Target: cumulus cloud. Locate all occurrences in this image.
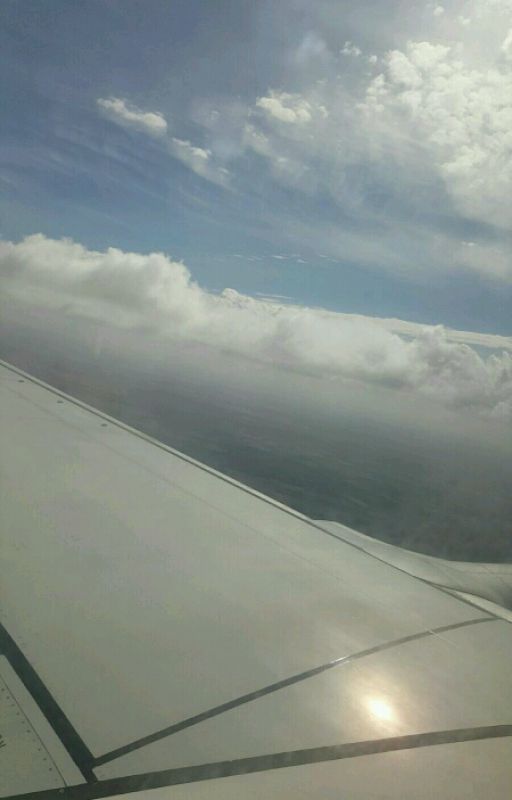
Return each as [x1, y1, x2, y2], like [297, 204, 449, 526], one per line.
[1, 234, 511, 419]
[243, 87, 333, 191]
[362, 36, 512, 229]
[255, 91, 324, 124]
[97, 97, 168, 137]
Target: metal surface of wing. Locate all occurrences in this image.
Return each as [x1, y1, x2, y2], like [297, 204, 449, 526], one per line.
[0, 359, 511, 799]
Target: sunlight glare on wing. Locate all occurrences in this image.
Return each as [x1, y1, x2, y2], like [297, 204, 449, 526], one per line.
[366, 696, 395, 723]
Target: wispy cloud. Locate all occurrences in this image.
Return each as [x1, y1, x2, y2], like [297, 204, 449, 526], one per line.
[93, 3, 512, 284]
[192, 0, 512, 283]
[169, 138, 229, 186]
[340, 41, 362, 57]
[97, 97, 229, 187]
[97, 97, 167, 137]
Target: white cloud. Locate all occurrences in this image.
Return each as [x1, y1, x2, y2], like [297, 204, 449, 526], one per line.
[341, 41, 362, 57]
[242, 122, 313, 187]
[94, 5, 512, 286]
[97, 97, 167, 137]
[361, 20, 512, 230]
[97, 97, 230, 187]
[502, 27, 512, 58]
[256, 91, 318, 124]
[1, 234, 511, 419]
[433, 5, 445, 16]
[171, 138, 210, 164]
[169, 138, 229, 186]
[213, 1, 511, 283]
[357, 313, 512, 352]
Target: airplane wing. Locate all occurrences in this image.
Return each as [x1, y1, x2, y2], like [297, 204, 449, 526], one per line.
[1, 358, 511, 799]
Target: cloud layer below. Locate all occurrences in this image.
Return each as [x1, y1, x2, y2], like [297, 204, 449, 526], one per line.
[1, 234, 511, 420]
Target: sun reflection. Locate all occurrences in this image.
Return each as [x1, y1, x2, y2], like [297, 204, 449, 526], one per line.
[366, 696, 395, 723]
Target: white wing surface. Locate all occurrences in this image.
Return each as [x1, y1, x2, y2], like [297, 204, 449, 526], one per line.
[0, 359, 511, 799]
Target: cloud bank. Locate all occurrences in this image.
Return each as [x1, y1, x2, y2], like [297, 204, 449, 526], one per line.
[1, 234, 510, 419]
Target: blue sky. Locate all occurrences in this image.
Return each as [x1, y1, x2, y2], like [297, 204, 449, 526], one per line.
[1, 0, 511, 334]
